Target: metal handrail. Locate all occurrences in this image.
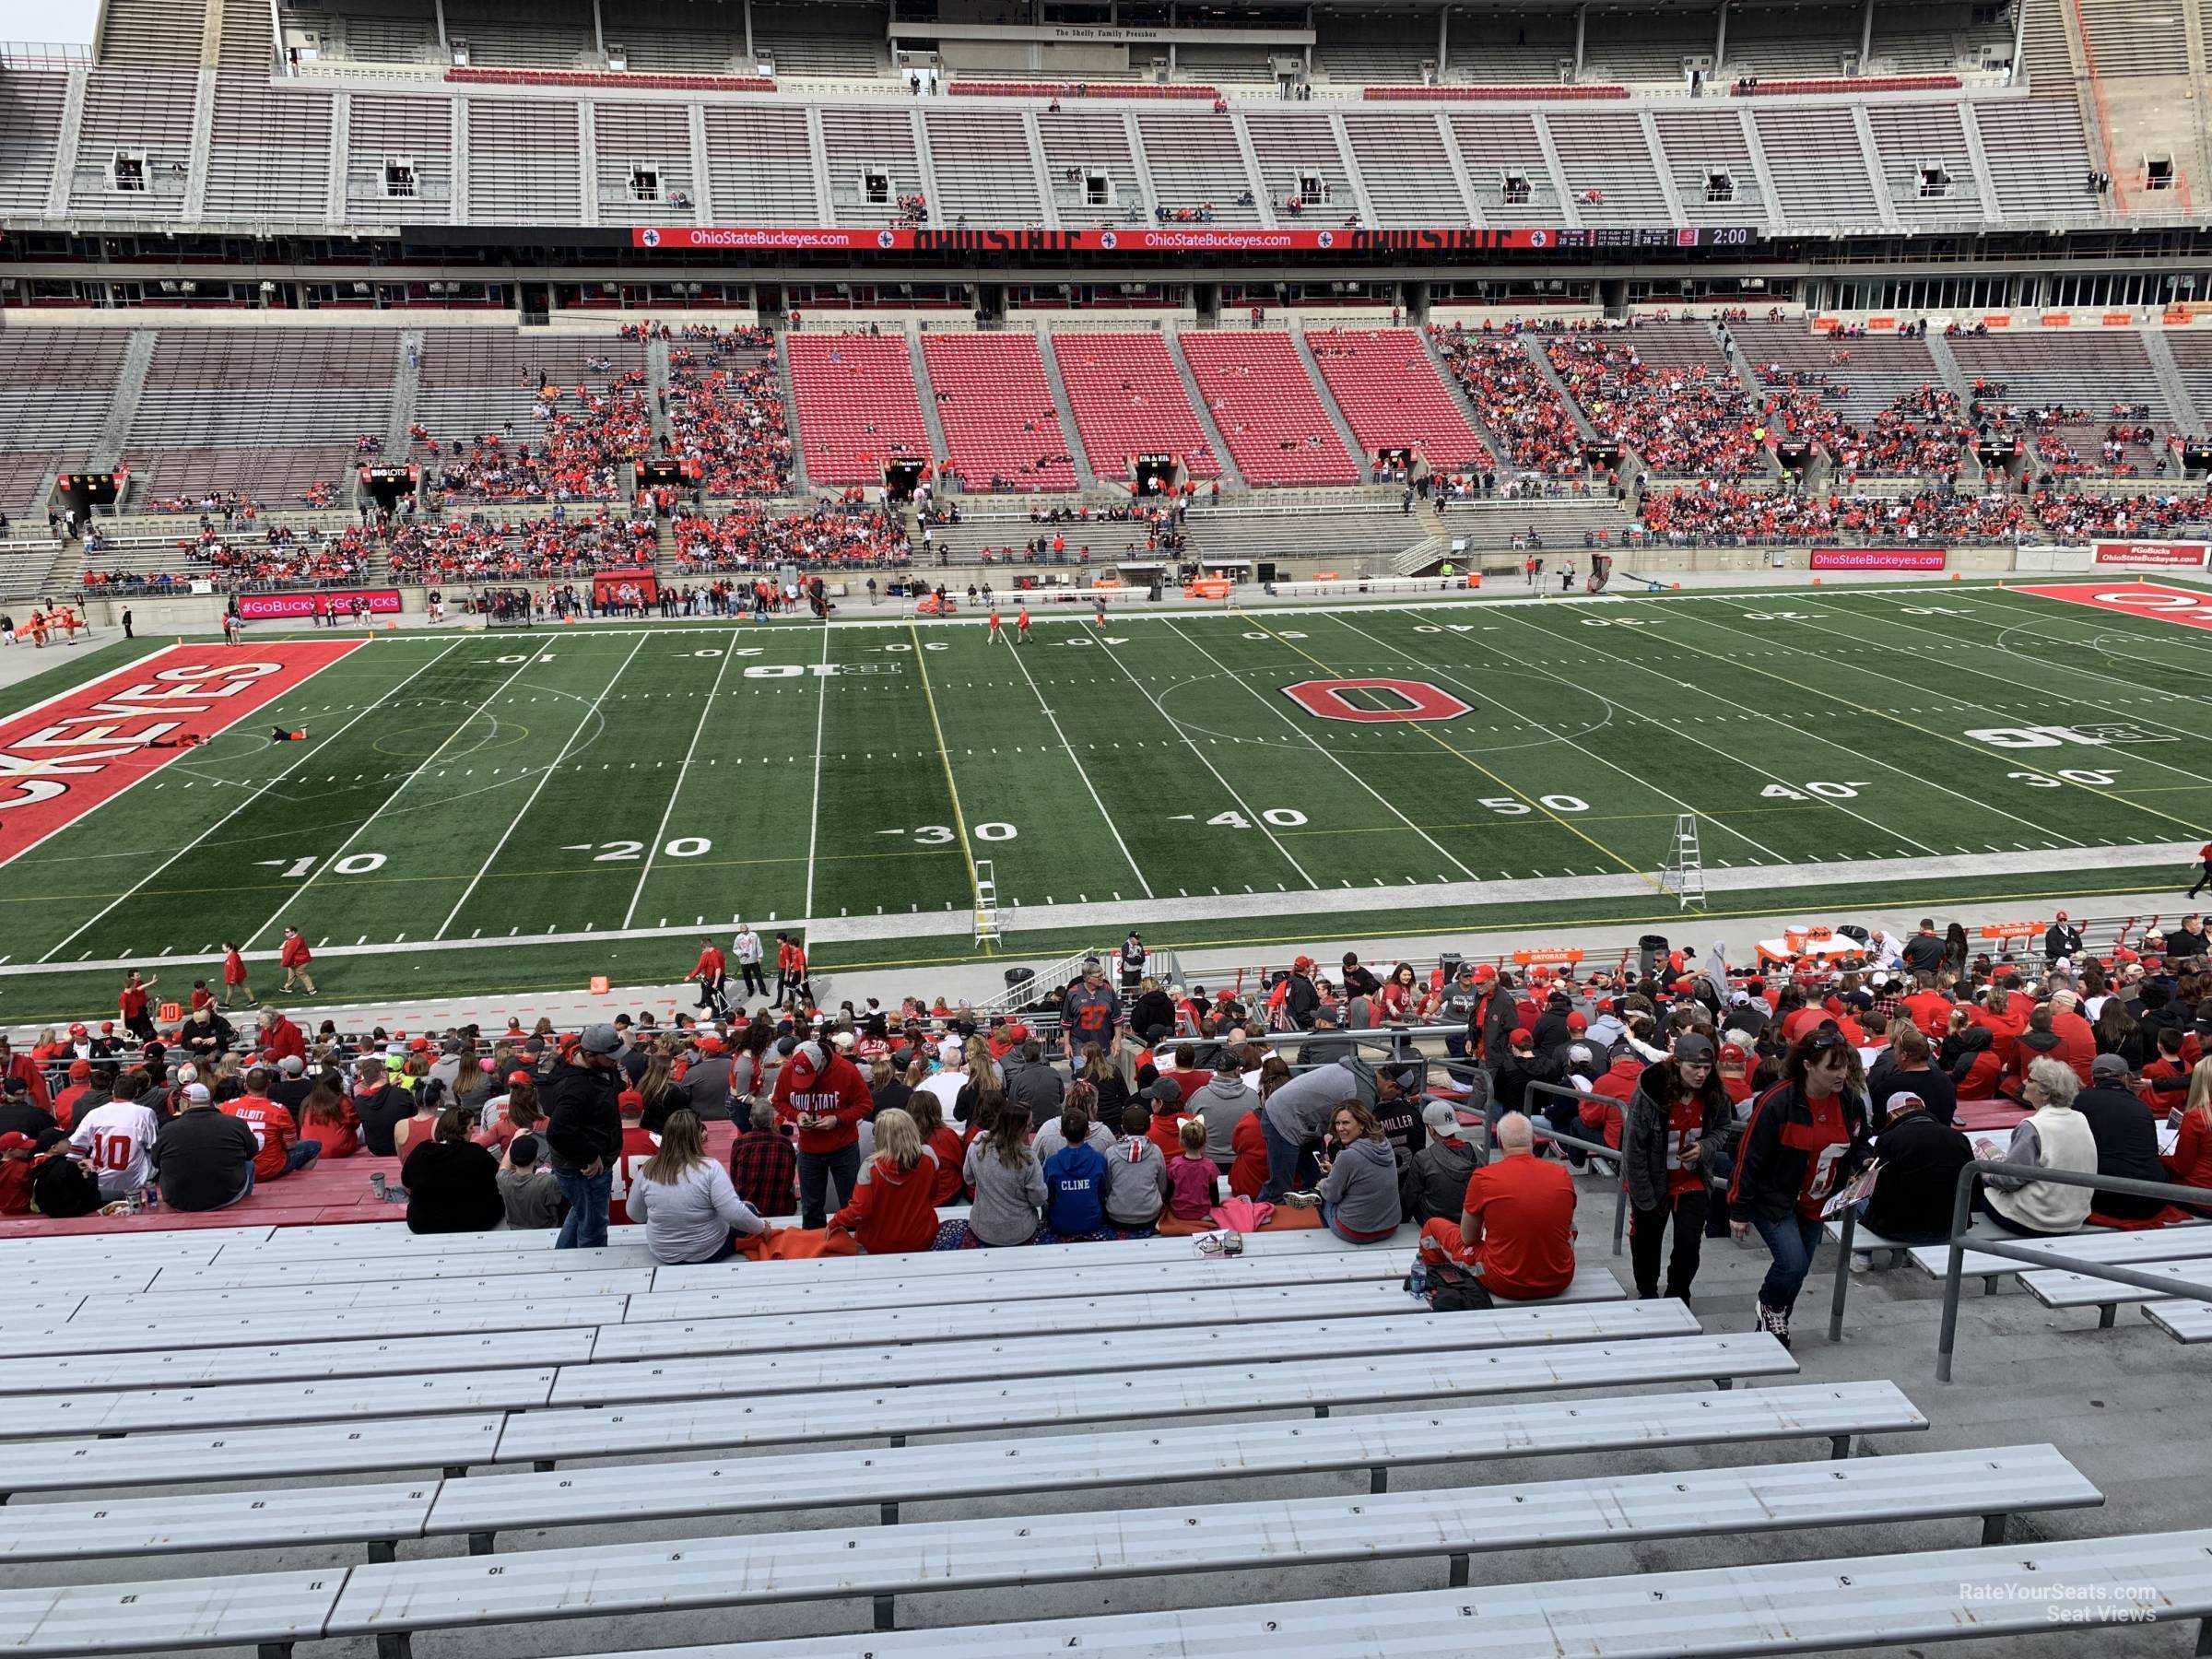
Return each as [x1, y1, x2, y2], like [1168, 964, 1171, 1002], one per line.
[1921, 1159, 2212, 1381]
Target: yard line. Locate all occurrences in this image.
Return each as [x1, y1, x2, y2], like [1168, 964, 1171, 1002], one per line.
[1842, 589, 2212, 777]
[38, 641, 466, 964]
[1326, 609, 1793, 865]
[434, 632, 649, 939]
[622, 638, 742, 930]
[1501, 601, 2076, 850]
[1235, 608, 1654, 884]
[1003, 632, 1153, 897]
[904, 618, 987, 924]
[802, 618, 833, 924]
[1094, 631, 1316, 888]
[241, 647, 559, 951]
[1166, 619, 1483, 882]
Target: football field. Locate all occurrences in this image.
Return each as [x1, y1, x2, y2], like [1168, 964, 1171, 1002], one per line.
[1, 577, 2210, 1016]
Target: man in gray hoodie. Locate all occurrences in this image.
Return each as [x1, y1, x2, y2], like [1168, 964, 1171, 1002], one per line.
[1192, 1055, 1260, 1174]
[1000, 1041, 1066, 1123]
[1260, 1053, 1377, 1201]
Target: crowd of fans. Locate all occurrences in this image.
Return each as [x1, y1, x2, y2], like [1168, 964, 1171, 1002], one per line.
[1543, 333, 1764, 477]
[665, 327, 794, 498]
[8, 918, 2211, 1359]
[1431, 327, 1589, 478]
[380, 512, 658, 582]
[669, 500, 912, 572]
[1637, 477, 2212, 547]
[421, 371, 655, 507]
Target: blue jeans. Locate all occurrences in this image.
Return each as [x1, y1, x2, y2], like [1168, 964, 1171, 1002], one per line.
[269, 1138, 322, 1179]
[798, 1143, 862, 1230]
[554, 1164, 613, 1249]
[1260, 1114, 1312, 1203]
[1750, 1211, 1824, 1314]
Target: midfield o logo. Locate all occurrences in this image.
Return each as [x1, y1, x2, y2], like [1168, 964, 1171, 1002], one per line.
[1282, 677, 1473, 724]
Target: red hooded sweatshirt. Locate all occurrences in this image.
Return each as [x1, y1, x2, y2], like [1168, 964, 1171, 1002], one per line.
[772, 1042, 873, 1155]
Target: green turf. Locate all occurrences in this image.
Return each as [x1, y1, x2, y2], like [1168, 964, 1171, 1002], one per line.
[0, 579, 2208, 1020]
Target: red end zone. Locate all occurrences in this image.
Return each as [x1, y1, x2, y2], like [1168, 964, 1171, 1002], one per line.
[2011, 582, 2212, 632]
[0, 641, 363, 866]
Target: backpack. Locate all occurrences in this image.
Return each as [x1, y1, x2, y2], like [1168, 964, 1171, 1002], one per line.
[30, 1155, 102, 1218]
[1419, 1258, 1493, 1312]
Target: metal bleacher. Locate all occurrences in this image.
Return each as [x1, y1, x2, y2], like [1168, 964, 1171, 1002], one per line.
[1133, 109, 1265, 224]
[0, 1207, 2185, 1659]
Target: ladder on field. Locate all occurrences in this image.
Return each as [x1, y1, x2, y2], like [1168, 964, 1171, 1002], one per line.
[973, 857, 1002, 948]
[1660, 814, 1706, 910]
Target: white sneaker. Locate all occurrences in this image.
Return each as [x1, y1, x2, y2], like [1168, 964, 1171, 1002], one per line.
[1754, 1299, 1793, 1349]
[1849, 1254, 1874, 1275]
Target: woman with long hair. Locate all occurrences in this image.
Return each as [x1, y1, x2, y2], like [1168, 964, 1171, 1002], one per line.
[2161, 1056, 2212, 1217]
[401, 1107, 503, 1234]
[870, 1055, 912, 1121]
[1306, 1098, 1402, 1243]
[829, 1107, 939, 1253]
[1379, 962, 1420, 1021]
[627, 1108, 767, 1265]
[1942, 923, 1971, 980]
[959, 1099, 1045, 1247]
[1080, 1041, 1132, 1126]
[1727, 1029, 1870, 1347]
[296, 1081, 359, 1159]
[2095, 996, 2147, 1070]
[902, 1088, 967, 1205]
[1622, 1035, 1732, 1300]
[391, 1077, 447, 1160]
[634, 1047, 685, 1133]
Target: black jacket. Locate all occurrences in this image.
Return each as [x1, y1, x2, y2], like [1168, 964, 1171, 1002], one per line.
[1865, 1054, 1958, 1130]
[1861, 1109, 1972, 1242]
[1727, 1081, 1870, 1225]
[1622, 1059, 1735, 1214]
[1900, 934, 1947, 977]
[1283, 973, 1321, 1030]
[2045, 924, 2085, 960]
[543, 1057, 623, 1171]
[2074, 1084, 2167, 1219]
[1479, 987, 1519, 1065]
[401, 1137, 505, 1233]
[352, 1084, 415, 1158]
[1128, 989, 1176, 1041]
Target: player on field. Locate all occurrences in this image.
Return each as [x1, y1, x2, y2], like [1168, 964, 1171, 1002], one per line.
[223, 612, 241, 646]
[987, 607, 1005, 645]
[1093, 595, 1107, 629]
[1017, 605, 1031, 643]
[2192, 841, 2212, 900]
[269, 725, 309, 742]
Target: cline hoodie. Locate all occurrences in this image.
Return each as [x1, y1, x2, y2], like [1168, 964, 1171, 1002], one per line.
[771, 1043, 873, 1155]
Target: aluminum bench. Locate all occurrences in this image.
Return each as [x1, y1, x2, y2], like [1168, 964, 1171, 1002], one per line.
[2147, 1299, 2212, 1341]
[1906, 1225, 2212, 1282]
[559, 1526, 2212, 1659]
[0, 1327, 598, 1395]
[0, 1414, 506, 1500]
[88, 1267, 652, 1318]
[551, 1299, 1703, 1407]
[500, 1333, 1796, 1465]
[2022, 1255, 2212, 1324]
[622, 1249, 1419, 1322]
[323, 1445, 2096, 1653]
[589, 1269, 1626, 1361]
[149, 1242, 657, 1291]
[2, 1296, 624, 1357]
[3, 1366, 557, 1441]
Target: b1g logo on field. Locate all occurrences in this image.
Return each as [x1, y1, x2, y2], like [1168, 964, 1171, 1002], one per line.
[1283, 677, 1472, 724]
[1966, 723, 2175, 748]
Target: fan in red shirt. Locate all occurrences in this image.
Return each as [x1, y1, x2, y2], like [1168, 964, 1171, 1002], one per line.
[0, 1037, 52, 1112]
[51, 1062, 96, 1131]
[1716, 1042, 1756, 1107]
[222, 1074, 318, 1183]
[258, 1008, 308, 1066]
[829, 1112, 941, 1254]
[278, 926, 316, 996]
[1899, 976, 1952, 1034]
[1419, 1112, 1579, 1299]
[606, 1090, 661, 1227]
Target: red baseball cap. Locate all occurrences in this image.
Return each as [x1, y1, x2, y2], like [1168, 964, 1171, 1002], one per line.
[507, 1069, 533, 1087]
[618, 1088, 644, 1112]
[1720, 1042, 1748, 1065]
[1565, 1011, 1588, 1031]
[67, 1023, 86, 1037]
[67, 1060, 89, 1079]
[1510, 1027, 1534, 1047]
[100, 1021, 114, 1034]
[1472, 964, 1497, 982]
[0, 1132, 34, 1153]
[1005, 1022, 1029, 1042]
[1293, 955, 1315, 972]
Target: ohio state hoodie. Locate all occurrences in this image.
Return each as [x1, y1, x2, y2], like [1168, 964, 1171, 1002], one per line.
[771, 1042, 873, 1155]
